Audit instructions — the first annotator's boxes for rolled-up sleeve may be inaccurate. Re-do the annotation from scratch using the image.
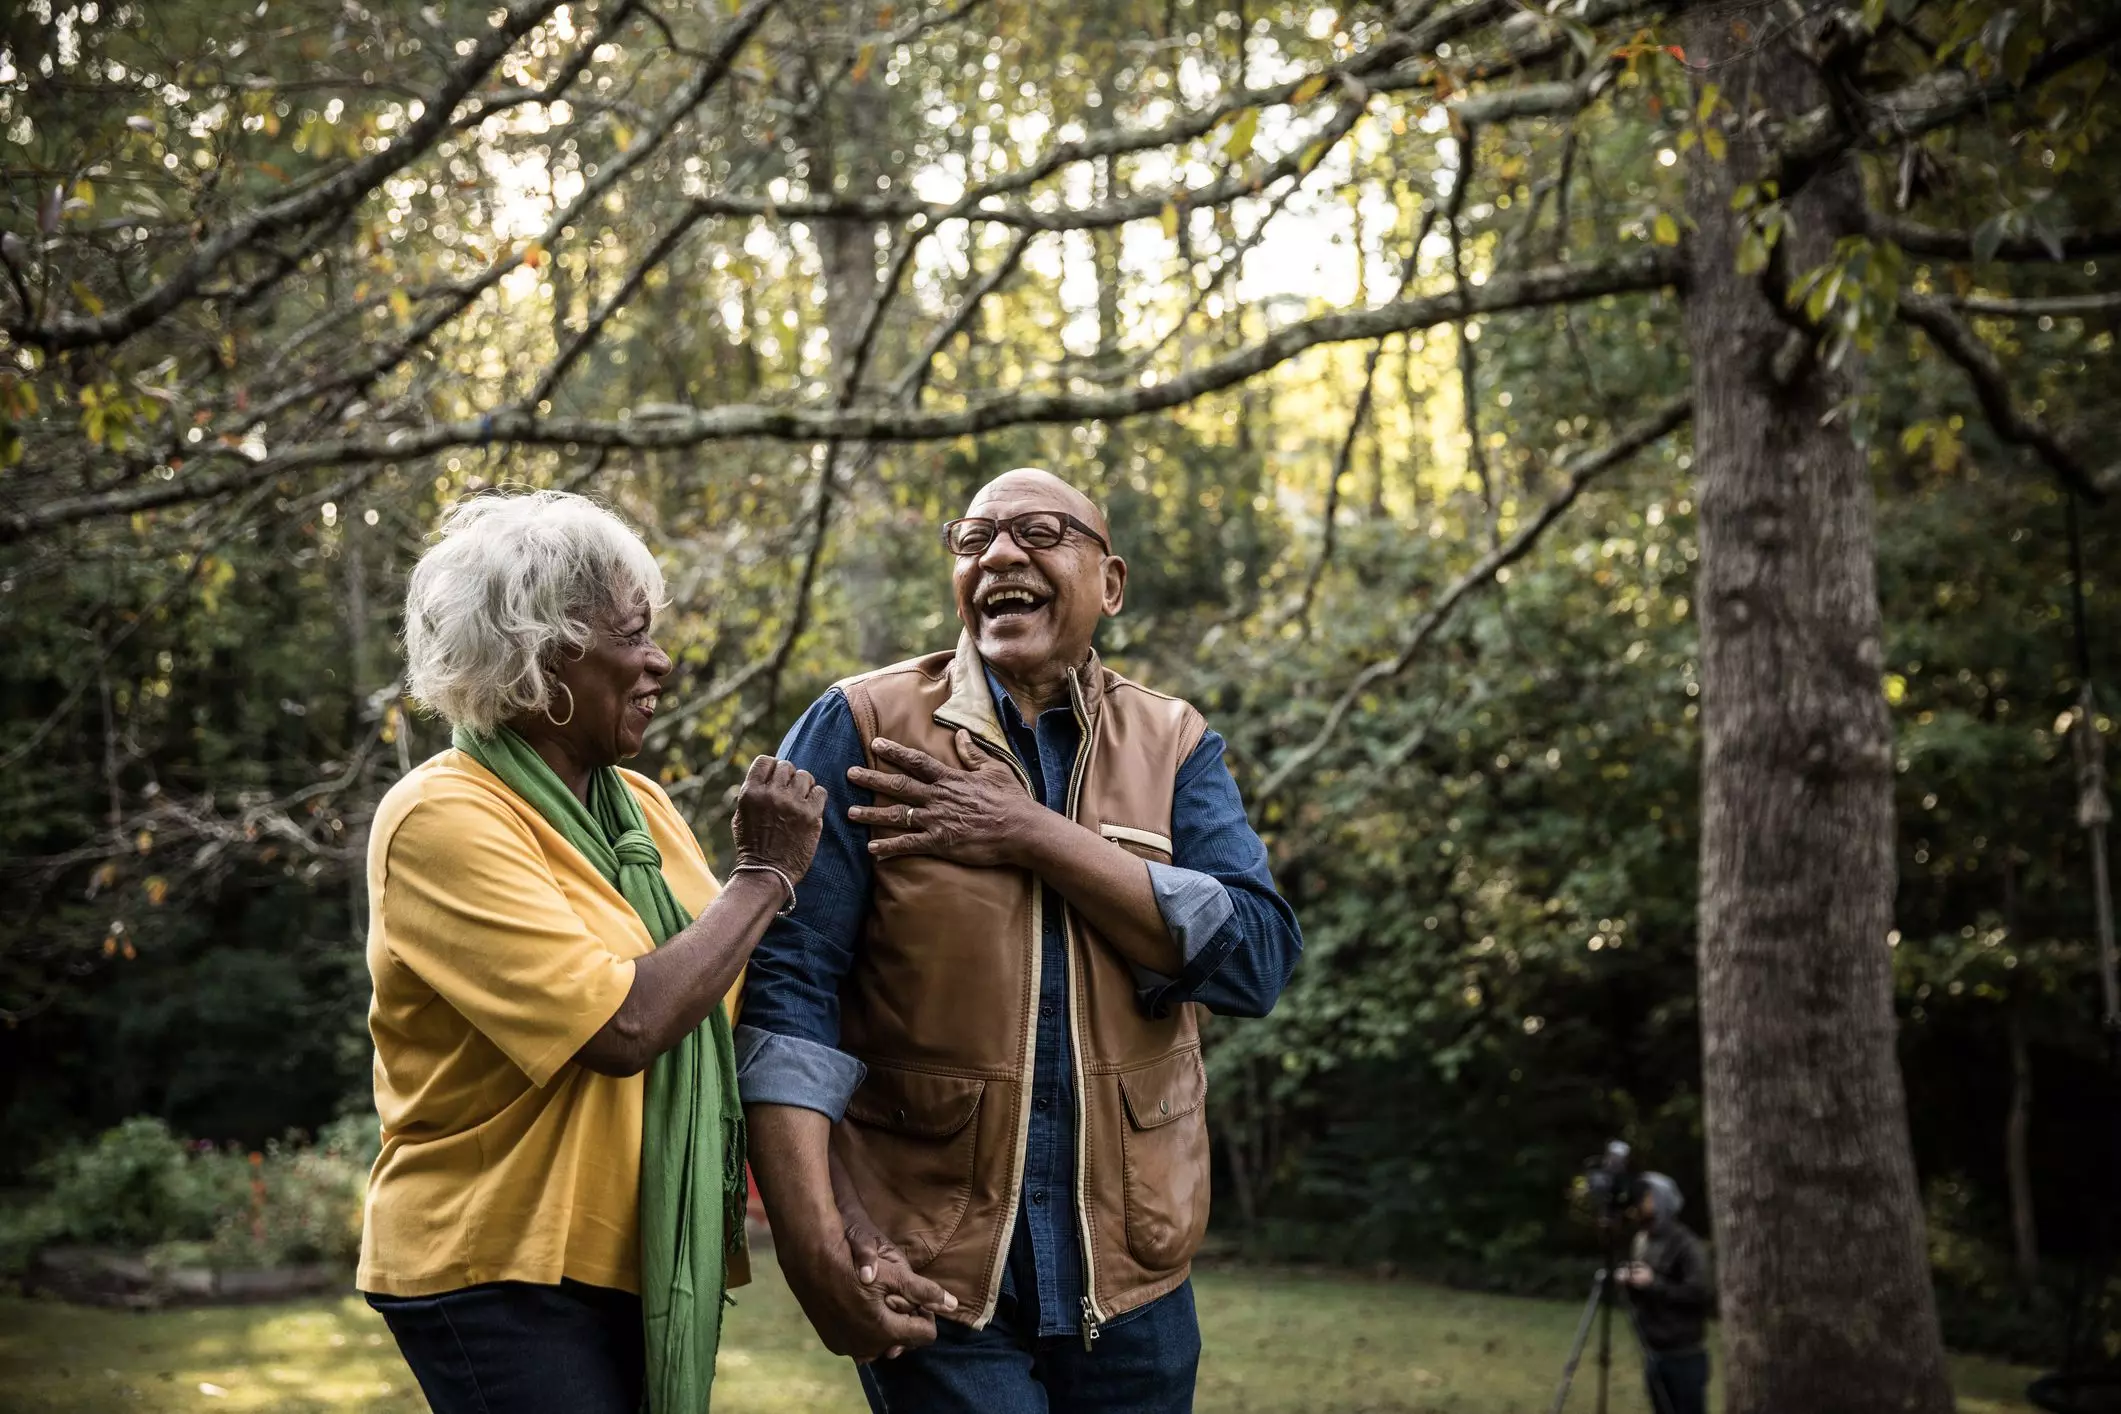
[1144,862,1234,962]
[735,689,875,1120]
[1136,729,1303,1019]
[733,1026,867,1121]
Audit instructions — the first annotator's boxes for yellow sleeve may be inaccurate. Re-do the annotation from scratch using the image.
[381,784,637,1087]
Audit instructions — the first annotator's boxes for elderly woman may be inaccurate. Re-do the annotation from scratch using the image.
[359,489,823,1414]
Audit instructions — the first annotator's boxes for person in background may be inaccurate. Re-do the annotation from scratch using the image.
[738,466,1304,1413]
[1624,1171,1714,1414]
[360,489,826,1414]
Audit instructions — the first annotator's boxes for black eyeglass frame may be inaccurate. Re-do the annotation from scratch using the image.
[939,511,1111,557]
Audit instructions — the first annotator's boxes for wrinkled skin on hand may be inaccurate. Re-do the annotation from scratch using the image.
[846,731,1037,867]
[731,754,826,884]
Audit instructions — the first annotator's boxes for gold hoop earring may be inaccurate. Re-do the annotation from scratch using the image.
[545,683,576,727]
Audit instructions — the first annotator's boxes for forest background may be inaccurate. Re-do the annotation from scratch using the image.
[1,0,2117,1406]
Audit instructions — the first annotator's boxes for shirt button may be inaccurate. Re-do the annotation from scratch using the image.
[1031,1189,1047,1206]
[1040,1004,1056,1020]
[1034,1097,1050,1113]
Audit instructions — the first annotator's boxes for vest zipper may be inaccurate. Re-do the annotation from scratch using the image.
[1062,666,1107,1338]
[933,711,1039,1330]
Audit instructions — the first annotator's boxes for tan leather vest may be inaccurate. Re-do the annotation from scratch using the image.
[829,635,1212,1332]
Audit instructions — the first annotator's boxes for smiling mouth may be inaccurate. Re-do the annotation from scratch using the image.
[630,692,660,718]
[977,586,1051,622]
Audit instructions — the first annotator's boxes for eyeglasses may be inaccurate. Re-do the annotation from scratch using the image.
[940,511,1110,557]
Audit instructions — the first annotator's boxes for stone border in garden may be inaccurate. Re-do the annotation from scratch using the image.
[23,1245,344,1309]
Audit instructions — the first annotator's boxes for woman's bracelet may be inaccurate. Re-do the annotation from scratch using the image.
[731,861,799,916]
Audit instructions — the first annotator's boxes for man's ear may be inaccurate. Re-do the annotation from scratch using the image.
[1101,555,1127,617]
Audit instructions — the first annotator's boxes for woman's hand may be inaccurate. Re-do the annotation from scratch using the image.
[731,755,826,884]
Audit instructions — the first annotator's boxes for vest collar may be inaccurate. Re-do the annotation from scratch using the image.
[935,631,1107,750]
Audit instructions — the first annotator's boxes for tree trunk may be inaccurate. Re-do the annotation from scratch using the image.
[798,12,892,665]
[2006,1002,2039,1296]
[1683,7,1954,1412]
[2002,853,2039,1297]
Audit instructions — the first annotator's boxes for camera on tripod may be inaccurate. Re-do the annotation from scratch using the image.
[1579,1139,1636,1225]
[1550,1139,1674,1414]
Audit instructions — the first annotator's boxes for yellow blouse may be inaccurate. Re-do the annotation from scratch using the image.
[356,748,726,1298]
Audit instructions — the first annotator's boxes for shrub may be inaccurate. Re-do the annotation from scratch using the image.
[206,1134,367,1269]
[34,1117,243,1249]
[4,1114,370,1274]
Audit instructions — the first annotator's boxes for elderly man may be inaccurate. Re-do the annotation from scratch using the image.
[738,468,1303,1412]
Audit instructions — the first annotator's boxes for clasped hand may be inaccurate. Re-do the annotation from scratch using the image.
[847,731,1036,867]
[791,1208,960,1364]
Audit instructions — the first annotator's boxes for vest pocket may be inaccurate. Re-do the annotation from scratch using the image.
[1100,823,1173,862]
[840,1063,986,1268]
[1115,1047,1210,1271]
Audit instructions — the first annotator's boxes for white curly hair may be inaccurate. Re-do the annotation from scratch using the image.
[401,489,666,735]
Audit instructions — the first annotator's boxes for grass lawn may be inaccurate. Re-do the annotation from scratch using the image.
[0,1252,2044,1413]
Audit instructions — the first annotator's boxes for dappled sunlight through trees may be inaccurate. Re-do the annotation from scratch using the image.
[2,0,2117,1404]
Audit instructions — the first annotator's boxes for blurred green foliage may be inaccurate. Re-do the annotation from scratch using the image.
[1,0,2115,1366]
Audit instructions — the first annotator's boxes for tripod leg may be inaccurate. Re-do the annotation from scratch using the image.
[1595,1277,1616,1414]
[1547,1271,1608,1414]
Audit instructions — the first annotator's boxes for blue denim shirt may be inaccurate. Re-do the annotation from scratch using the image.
[736,671,1302,1335]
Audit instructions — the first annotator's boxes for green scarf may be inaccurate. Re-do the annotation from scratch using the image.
[453,726,745,1414]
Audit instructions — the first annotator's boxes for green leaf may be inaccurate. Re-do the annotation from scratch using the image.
[1652,212,1680,247]
[1702,127,1727,162]
[1290,74,1329,106]
[1223,108,1260,161]
[1736,228,1770,275]
[1971,213,2007,264]
[1805,265,1846,324]
[2031,218,2066,262]
[2002,23,2040,87]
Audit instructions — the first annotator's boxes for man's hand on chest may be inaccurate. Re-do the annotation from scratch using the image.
[846,731,1048,869]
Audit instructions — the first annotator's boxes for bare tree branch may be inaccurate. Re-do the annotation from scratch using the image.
[0,248,1681,541]
[448,0,643,133]
[890,228,1032,405]
[1947,291,2121,318]
[1249,393,1693,813]
[1445,120,1494,541]
[233,0,783,435]
[1775,16,2121,191]
[1864,212,2121,263]
[1899,294,2108,504]
[1291,336,1389,635]
[3,0,572,352]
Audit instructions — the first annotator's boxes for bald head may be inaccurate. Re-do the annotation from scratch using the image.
[951,465,1126,708]
[966,468,1110,549]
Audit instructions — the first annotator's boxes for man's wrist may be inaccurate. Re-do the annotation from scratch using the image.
[1006,803,1070,871]
[776,1202,851,1277]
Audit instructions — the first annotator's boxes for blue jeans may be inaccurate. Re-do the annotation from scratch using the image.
[859,1279,1200,1414]
[365,1279,643,1414]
